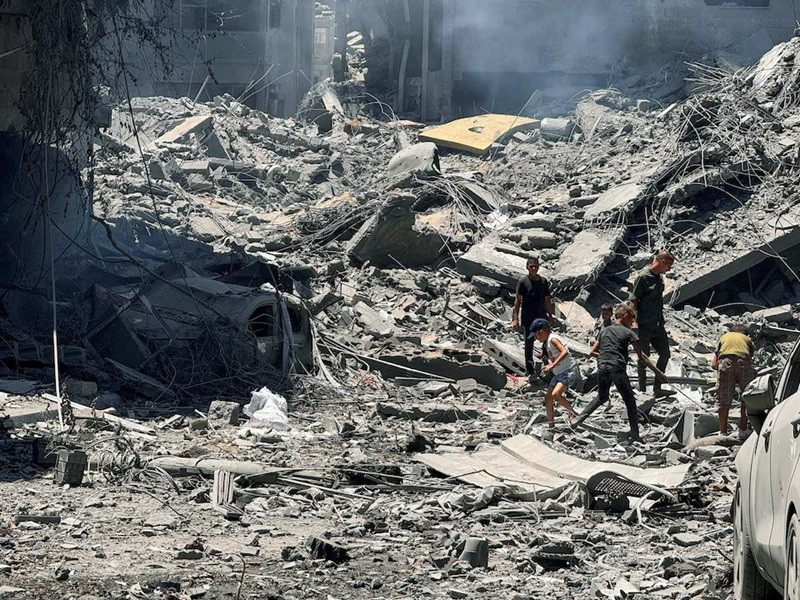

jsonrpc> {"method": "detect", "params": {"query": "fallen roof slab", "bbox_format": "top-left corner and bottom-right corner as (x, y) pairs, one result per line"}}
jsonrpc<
(419, 114), (539, 155)
(417, 434), (690, 497)
(584, 182), (648, 222)
(501, 434), (690, 488)
(665, 212), (800, 306)
(416, 446), (570, 499)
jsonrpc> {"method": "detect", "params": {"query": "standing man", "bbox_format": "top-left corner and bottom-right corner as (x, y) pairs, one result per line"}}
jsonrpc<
(712, 324), (755, 435)
(629, 250), (675, 397)
(511, 256), (553, 375)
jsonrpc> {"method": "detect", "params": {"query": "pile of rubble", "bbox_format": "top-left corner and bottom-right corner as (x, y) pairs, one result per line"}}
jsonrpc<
(3, 29), (800, 600)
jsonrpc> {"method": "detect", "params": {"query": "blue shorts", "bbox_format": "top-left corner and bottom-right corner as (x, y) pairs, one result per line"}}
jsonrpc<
(548, 369), (575, 389)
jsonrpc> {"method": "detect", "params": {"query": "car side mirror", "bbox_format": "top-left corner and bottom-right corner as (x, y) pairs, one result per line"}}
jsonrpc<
(742, 374), (775, 434)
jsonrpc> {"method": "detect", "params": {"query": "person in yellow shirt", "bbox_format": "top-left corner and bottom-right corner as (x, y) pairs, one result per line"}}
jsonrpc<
(711, 324), (755, 435)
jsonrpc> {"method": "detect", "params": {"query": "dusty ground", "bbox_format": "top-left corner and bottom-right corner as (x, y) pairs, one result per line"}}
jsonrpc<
(0, 377), (738, 600)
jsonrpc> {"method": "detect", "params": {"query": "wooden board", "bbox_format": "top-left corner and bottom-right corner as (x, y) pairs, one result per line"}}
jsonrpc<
(419, 114), (539, 155)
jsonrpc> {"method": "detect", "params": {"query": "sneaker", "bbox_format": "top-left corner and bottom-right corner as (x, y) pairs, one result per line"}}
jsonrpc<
(653, 389), (677, 398)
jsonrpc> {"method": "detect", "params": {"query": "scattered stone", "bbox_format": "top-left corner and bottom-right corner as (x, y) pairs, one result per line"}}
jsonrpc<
(673, 533), (703, 547)
(207, 400), (240, 425)
(306, 535), (349, 563)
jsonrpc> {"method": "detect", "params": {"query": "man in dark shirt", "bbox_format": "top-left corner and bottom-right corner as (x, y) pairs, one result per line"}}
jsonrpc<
(511, 256), (553, 375)
(571, 304), (666, 442)
(630, 250), (675, 397)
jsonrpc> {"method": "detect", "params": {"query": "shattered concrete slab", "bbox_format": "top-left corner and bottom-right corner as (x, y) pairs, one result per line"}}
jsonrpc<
(379, 352), (507, 391)
(153, 115), (213, 146)
(501, 435), (690, 488)
(549, 228), (624, 290)
(583, 182), (648, 222)
(456, 241), (528, 289)
(416, 446), (569, 499)
(418, 433), (690, 498)
(386, 142), (441, 178)
(666, 211), (800, 305)
(346, 193), (447, 268)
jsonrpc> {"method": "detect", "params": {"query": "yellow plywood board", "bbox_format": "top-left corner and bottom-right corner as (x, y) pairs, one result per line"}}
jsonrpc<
(418, 114), (540, 155)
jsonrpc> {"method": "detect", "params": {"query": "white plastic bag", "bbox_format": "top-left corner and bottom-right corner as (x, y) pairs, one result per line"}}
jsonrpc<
(244, 387), (289, 430)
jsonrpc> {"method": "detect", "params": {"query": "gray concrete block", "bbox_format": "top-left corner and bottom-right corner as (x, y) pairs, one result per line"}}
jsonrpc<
(457, 241), (529, 288)
(482, 339), (528, 376)
(751, 304), (794, 323)
(471, 275), (502, 297)
(354, 302), (395, 338)
(584, 182), (646, 221)
(208, 401), (240, 425)
(549, 229), (622, 289)
(509, 213), (557, 230)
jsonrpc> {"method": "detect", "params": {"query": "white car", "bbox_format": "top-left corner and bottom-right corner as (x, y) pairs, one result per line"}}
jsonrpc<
(734, 344), (800, 599)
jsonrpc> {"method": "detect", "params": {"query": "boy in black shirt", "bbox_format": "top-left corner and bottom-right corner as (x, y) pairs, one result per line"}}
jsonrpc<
(571, 304), (666, 442)
(511, 256), (553, 375)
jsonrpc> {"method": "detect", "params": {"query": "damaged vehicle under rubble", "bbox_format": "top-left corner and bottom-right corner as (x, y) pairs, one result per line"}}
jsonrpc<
(83, 262), (314, 399)
(734, 343), (800, 600)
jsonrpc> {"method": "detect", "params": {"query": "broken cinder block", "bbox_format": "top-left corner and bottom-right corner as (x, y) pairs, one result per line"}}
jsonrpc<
(207, 401), (240, 425)
(306, 535), (350, 563)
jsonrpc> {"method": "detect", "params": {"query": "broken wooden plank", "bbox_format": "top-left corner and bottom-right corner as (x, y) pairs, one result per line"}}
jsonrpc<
(42, 393), (156, 436)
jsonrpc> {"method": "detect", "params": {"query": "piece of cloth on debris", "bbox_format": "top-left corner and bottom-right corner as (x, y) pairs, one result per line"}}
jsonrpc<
(244, 387), (289, 430)
(438, 485), (505, 514)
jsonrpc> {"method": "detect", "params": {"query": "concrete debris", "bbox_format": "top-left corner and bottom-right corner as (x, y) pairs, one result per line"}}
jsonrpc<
(346, 193), (448, 268)
(385, 142), (441, 178)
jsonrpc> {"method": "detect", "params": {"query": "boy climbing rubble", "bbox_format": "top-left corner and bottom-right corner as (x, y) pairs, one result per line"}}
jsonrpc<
(528, 318), (579, 428)
(571, 304), (667, 442)
(712, 324), (755, 435)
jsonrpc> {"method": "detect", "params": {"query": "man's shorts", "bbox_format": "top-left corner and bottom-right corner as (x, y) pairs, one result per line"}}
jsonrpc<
(715, 356), (754, 408)
(548, 369), (575, 390)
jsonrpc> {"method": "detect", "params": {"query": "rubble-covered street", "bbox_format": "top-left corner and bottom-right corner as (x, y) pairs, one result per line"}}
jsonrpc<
(3, 1), (800, 599)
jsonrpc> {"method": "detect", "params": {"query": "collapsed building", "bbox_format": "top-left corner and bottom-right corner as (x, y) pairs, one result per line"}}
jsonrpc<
(344, 0), (798, 120)
(121, 0), (316, 118)
(3, 3), (800, 597)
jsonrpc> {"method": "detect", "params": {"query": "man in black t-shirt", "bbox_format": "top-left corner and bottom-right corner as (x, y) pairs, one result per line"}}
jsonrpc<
(571, 304), (666, 442)
(511, 256), (553, 375)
